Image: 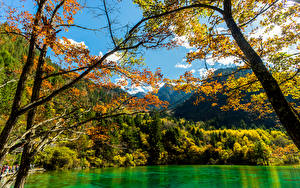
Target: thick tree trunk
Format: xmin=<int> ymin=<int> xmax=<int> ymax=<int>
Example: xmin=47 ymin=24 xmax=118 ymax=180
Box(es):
xmin=0 ymin=0 xmax=46 ymax=162
xmin=14 ymin=46 xmax=47 ymax=188
xmin=13 ymin=144 xmax=31 ymax=188
xmin=223 ymin=0 xmax=300 ymax=148
xmin=0 ymin=36 xmax=36 ymax=162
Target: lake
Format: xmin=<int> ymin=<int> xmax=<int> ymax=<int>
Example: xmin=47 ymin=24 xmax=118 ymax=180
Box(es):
xmin=25 ymin=165 xmax=300 ymax=188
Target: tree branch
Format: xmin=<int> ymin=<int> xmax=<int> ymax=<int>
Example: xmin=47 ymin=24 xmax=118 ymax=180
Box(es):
xmin=238 ymin=0 xmax=280 ymax=28
xmin=0 ymin=79 xmax=17 ymax=88
xmin=56 ymin=24 xmax=107 ymax=31
xmin=103 ymin=0 xmax=117 ymax=47
xmin=42 ymin=66 xmax=89 ymax=79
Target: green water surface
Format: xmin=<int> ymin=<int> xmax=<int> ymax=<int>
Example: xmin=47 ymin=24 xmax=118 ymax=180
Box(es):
xmin=25 ymin=165 xmax=300 ymax=188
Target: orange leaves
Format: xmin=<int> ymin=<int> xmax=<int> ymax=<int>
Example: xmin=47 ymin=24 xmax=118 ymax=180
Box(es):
xmin=43 ymin=64 xmax=56 ymax=74
xmin=271 ymin=144 xmax=299 ymax=159
xmin=70 ymin=88 xmax=84 ymax=97
xmin=42 ymin=80 xmax=53 ymax=90
xmin=211 ymin=103 xmax=218 ymax=107
xmin=87 ymin=126 xmax=110 ymax=142
xmin=128 ymin=94 xmax=169 ymax=111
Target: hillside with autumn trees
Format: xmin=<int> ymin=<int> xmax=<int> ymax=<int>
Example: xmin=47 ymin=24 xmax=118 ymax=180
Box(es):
xmin=1 ymin=25 xmax=299 ymax=171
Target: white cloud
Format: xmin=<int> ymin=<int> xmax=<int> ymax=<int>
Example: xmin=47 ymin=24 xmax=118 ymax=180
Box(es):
xmin=219 ymin=56 xmax=240 ymax=66
xmin=175 ymin=63 xmax=192 ymax=69
xmin=107 ymin=52 xmax=122 ymax=62
xmin=189 ymin=69 xmax=196 ymax=74
xmin=127 ymin=86 xmax=145 ymax=95
xmin=175 ymin=59 xmax=192 ymax=69
xmin=206 ymin=57 xmax=216 ymax=66
xmin=286 ymin=0 xmax=300 ymax=6
xmin=59 ymin=38 xmax=88 ymax=49
xmin=169 ymin=25 xmax=195 ymax=49
xmin=126 ymin=82 xmax=165 ymax=95
xmin=99 ymin=51 xmax=122 ymax=63
xmin=215 ymin=27 xmax=228 ymax=33
xmin=280 ymin=44 xmax=299 ymax=54
xmin=206 ymin=55 xmax=240 ymax=66
xmin=173 ymin=35 xmax=194 ymax=49
xmin=198 ymin=68 xmax=216 ymax=78
xmin=249 ymin=1 xmax=300 ymax=41
xmin=250 ymin=25 xmax=282 ymax=41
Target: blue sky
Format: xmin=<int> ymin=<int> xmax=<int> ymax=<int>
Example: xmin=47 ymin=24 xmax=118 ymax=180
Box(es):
xmin=68 ymin=0 xmax=210 ymax=80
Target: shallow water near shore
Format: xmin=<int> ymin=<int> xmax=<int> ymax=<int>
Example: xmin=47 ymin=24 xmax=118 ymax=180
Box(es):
xmin=24 ymin=165 xmax=300 ymax=188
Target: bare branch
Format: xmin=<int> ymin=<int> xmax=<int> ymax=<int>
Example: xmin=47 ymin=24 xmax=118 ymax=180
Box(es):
xmin=5 ymin=110 xmax=77 ymax=151
xmin=0 ymin=79 xmax=17 ymax=88
xmin=56 ymin=24 xmax=107 ymax=31
xmin=103 ymin=0 xmax=117 ymax=47
xmin=50 ymin=0 xmax=66 ymax=24
xmin=121 ymin=3 xmax=224 ymax=47
xmin=42 ymin=66 xmax=89 ymax=79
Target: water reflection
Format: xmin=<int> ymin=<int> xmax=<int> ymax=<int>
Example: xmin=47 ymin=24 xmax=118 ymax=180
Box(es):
xmin=25 ymin=165 xmax=300 ymax=188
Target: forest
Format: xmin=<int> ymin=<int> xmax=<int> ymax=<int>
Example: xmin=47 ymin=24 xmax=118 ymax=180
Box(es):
xmin=0 ymin=0 xmax=299 ymax=187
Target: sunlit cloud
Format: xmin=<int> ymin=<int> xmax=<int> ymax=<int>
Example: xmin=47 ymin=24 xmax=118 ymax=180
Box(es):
xmin=59 ymin=38 xmax=88 ymax=49
xmin=175 ymin=59 xmax=192 ymax=69
xmin=189 ymin=69 xmax=196 ymax=74
xmin=198 ymin=68 xmax=216 ymax=78
xmin=206 ymin=55 xmax=241 ymax=66
xmin=99 ymin=51 xmax=122 ymax=62
xmin=173 ymin=35 xmax=194 ymax=49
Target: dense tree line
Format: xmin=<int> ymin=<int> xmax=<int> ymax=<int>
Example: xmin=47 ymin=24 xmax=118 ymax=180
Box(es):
xmin=3 ymin=113 xmax=296 ymax=170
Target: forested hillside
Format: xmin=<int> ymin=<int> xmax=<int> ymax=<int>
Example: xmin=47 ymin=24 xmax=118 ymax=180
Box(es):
xmin=174 ymin=92 xmax=277 ymax=129
xmin=1 ymin=34 xmax=299 ymax=171
xmin=30 ymin=113 xmax=300 ymax=169
xmin=156 ymin=84 xmax=192 ymax=107
xmin=153 ymin=69 xmax=277 ymax=128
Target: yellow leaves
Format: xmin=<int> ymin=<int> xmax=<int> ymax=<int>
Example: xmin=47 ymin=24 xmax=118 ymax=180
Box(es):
xmin=93 ymin=104 xmax=108 ymax=114
xmin=233 ymin=142 xmax=242 ymax=153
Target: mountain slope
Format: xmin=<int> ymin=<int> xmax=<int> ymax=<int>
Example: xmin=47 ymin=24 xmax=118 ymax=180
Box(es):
xmin=172 ymin=68 xmax=277 ymax=128
xmin=156 ymin=84 xmax=192 ymax=107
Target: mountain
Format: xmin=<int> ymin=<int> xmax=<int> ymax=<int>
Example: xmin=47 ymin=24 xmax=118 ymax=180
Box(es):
xmin=133 ymin=92 xmax=146 ymax=98
xmin=129 ymin=68 xmax=277 ymax=129
xmin=132 ymin=84 xmax=192 ymax=108
xmin=172 ymin=68 xmax=277 ymax=128
xmin=173 ymin=93 xmax=277 ymax=129
xmin=156 ymin=84 xmax=192 ymax=107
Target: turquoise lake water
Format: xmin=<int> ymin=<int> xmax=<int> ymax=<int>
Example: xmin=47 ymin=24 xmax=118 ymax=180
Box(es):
xmin=24 ymin=165 xmax=300 ymax=188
